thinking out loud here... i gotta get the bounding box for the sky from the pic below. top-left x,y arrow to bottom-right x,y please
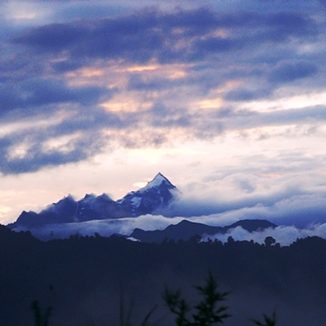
1,0 -> 326,228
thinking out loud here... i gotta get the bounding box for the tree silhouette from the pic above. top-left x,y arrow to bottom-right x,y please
264,236 -> 276,247
31,300 -> 52,326
163,273 -> 231,325
119,288 -> 162,326
251,311 -> 277,326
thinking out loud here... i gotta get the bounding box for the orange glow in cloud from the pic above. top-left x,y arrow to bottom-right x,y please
169,70 -> 187,79
218,80 -> 242,93
192,80 -> 241,110
65,62 -> 127,87
100,95 -> 153,113
79,68 -> 104,77
66,67 -> 109,87
126,64 -> 160,72
212,29 -> 229,38
66,61 -> 189,91
124,62 -> 188,80
196,98 -> 224,109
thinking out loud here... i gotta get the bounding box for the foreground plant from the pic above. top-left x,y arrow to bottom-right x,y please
30,276 -> 278,325
163,273 -> 231,325
31,300 -> 52,326
119,290 -> 162,326
251,310 -> 277,326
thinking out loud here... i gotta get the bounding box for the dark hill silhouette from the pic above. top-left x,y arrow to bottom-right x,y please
1,224 -> 326,325
229,219 -> 276,232
130,219 -> 276,243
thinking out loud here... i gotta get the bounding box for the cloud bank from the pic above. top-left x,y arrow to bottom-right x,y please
202,224 -> 326,247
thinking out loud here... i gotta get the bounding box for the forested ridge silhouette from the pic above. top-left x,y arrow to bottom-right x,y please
1,224 -> 326,325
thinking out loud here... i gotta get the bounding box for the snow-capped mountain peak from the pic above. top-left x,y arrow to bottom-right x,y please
117,172 -> 176,216
139,172 -> 174,192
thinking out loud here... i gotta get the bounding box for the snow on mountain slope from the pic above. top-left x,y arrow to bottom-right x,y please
117,172 -> 177,216
139,172 -> 175,192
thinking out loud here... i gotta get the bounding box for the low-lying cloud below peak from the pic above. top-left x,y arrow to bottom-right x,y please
202,224 -> 326,247
11,211 -> 326,246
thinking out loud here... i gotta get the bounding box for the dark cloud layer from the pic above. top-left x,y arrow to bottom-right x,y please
0,5 -> 325,175
0,130 -> 105,174
269,61 -> 318,84
0,79 -> 105,116
12,9 -> 317,64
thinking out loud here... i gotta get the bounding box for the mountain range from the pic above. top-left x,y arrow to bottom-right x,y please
9,172 -> 177,229
7,173 -> 277,242
130,219 -> 277,243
